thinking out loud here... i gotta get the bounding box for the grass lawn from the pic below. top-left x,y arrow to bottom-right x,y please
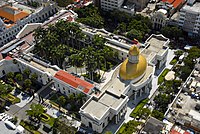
158,69 -> 170,84
117,120 -> 142,134
41,113 -> 55,127
46,117 -> 56,126
170,58 -> 178,65
130,99 -> 149,118
20,120 -> 41,134
1,93 -> 20,104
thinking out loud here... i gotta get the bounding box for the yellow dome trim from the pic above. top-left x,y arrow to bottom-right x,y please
119,55 -> 147,80
129,45 -> 139,56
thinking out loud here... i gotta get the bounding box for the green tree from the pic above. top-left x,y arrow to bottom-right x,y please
31,73 -> 38,81
180,66 -> 192,81
151,110 -> 164,121
69,93 -> 75,101
24,79 -> 32,88
23,68 -> 31,78
174,50 -> 184,58
6,72 -> 14,79
58,96 -> 66,108
116,23 -> 126,34
154,93 -> 171,113
15,74 -> 23,81
126,29 -> 143,42
26,104 -> 44,121
161,26 -> 183,39
69,53 -> 84,74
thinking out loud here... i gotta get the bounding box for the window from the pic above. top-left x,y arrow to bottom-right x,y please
89,122 -> 92,128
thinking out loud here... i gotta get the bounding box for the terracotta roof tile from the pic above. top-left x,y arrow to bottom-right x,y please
0,6 -> 29,23
54,70 -> 94,94
172,0 -> 184,8
162,0 -> 184,8
4,56 -> 12,60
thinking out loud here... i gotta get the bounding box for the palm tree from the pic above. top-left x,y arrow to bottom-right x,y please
15,74 -> 23,81
24,79 -> 32,88
58,96 -> 66,109
69,93 -> 75,101
6,72 -> 14,79
31,73 -> 38,81
69,53 -> 84,74
23,68 -> 30,78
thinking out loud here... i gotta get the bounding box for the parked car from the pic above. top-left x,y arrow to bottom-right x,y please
5,106 -> 10,111
78,127 -> 86,134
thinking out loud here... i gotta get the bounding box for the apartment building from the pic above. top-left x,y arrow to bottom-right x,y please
100,0 -> 124,11
178,0 -> 200,36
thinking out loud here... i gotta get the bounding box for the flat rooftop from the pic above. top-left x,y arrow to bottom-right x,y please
142,34 -> 168,60
81,92 -> 127,120
99,92 -> 125,110
82,100 -> 109,119
182,2 -> 200,13
30,61 -> 57,76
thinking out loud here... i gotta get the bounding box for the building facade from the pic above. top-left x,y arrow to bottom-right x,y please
178,0 -> 200,36
151,9 -> 168,30
80,34 -> 169,133
100,0 -> 124,11
0,1 -> 57,46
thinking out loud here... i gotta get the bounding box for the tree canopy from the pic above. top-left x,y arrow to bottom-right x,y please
75,5 -> 152,42
26,104 -> 44,121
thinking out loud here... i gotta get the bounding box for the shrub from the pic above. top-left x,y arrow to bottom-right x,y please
158,69 -> 170,84
130,99 -> 149,118
41,113 -> 50,122
170,58 -> 177,65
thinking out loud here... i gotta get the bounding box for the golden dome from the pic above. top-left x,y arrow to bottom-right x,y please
119,55 -> 147,80
129,45 -> 139,56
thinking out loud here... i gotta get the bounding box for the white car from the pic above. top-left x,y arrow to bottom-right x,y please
78,128 -> 86,134
5,106 -> 10,111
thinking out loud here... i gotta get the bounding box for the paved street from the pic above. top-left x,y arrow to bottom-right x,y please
0,121 -> 19,134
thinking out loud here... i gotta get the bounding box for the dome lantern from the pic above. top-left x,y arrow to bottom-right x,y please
128,45 -> 139,64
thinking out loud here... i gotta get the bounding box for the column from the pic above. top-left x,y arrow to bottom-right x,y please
115,115 -> 117,124
140,89 -> 142,97
145,86 -> 148,94
134,92 -> 137,100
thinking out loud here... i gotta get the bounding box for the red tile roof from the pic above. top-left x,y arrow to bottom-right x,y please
170,129 -> 190,134
4,56 -> 12,60
162,0 -> 185,8
54,70 -> 94,93
0,6 -> 29,23
173,0 -> 184,8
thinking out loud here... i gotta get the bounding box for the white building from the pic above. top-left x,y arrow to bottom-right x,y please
178,0 -> 200,36
0,57 -> 94,99
80,34 -> 169,133
151,9 -> 168,30
100,0 -> 124,11
0,1 -> 57,46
